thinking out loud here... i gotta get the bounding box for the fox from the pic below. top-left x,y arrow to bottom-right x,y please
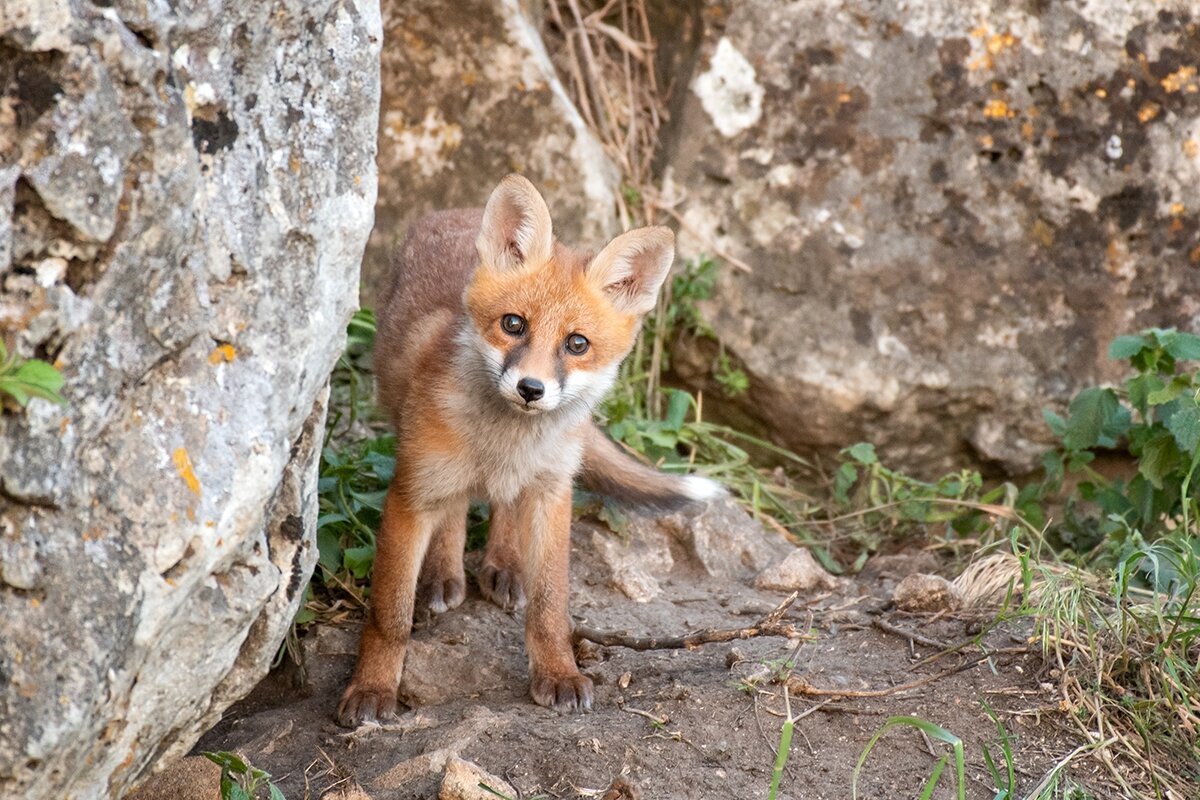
336,174 -> 723,726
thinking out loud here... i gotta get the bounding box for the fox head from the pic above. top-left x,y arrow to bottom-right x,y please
464,175 -> 674,416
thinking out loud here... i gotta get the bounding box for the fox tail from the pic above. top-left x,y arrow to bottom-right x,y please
579,423 -> 725,512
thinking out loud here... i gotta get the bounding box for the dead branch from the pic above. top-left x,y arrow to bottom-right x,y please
573,591 -> 810,650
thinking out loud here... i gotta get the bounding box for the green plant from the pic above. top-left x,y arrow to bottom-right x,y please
1041,328 -> 1200,555
202,751 -> 285,800
767,687 -> 796,800
852,716 -> 966,800
0,340 -> 65,407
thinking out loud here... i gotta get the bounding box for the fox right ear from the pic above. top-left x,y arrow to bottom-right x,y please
476,174 -> 554,273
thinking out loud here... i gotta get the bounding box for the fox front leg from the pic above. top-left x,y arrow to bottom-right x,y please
516,479 -> 592,712
337,488 -> 462,726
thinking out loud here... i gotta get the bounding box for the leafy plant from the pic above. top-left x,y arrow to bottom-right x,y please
1041,328 -> 1200,553
202,751 -> 285,800
0,340 -> 65,407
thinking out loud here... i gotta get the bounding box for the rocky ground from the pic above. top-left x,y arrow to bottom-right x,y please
139,501 -> 1106,800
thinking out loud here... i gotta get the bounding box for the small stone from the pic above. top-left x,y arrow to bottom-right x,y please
438,757 -> 515,800
754,548 -> 839,592
893,573 -> 963,613
725,647 -> 745,669
618,671 -> 632,689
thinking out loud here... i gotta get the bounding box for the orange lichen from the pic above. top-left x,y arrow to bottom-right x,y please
983,99 -> 1016,119
1170,203 -> 1186,216
1095,88 -> 1107,98
172,447 -> 201,495
1184,140 -> 1199,158
1161,65 -> 1198,94
1137,102 -> 1160,123
967,27 -> 1018,70
208,344 -> 236,364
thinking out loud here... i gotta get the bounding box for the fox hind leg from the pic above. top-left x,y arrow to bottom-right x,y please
417,511 -> 467,615
478,501 -> 526,610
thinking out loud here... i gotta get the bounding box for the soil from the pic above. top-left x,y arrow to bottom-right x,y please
192,509 -> 1106,800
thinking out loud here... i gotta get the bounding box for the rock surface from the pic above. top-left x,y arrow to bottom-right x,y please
365,0 -> 620,296
893,573 -> 963,613
754,547 -> 839,593
667,0 -> 1200,475
0,2 -> 380,797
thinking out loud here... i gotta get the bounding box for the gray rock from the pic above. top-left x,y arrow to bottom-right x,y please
438,757 -> 516,800
893,573 -> 963,613
626,496 -> 791,581
588,525 -> 675,602
365,0 -> 620,296
754,547 -> 839,593
666,0 -> 1200,475
0,1 -> 380,797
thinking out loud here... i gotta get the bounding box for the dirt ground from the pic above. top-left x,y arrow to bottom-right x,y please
192,503 -> 1106,800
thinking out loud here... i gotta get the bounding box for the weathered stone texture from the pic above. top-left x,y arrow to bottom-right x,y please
0,1 -> 380,797
365,0 -> 620,296
668,0 -> 1200,474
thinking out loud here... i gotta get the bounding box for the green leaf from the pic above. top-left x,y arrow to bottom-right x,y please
844,442 -> 878,464
663,389 -> 691,431
1042,409 -> 1066,437
1138,432 -> 1180,490
269,785 -> 287,800
1062,388 -> 1124,451
833,462 -> 858,505
1147,376 -> 1189,406
317,528 -> 343,573
203,751 -> 249,775
1167,403 -> 1200,456
1126,373 -> 1164,413
1108,334 -> 1148,360
1165,332 -> 1200,361
343,544 -> 375,579
0,358 -> 67,407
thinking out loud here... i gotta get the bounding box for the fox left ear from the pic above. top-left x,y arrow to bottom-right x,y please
587,226 -> 675,315
476,174 -> 554,273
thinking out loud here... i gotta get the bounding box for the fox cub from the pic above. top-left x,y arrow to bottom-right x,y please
337,175 -> 722,725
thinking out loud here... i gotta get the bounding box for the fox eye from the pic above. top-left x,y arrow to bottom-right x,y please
565,333 -> 589,355
501,314 -> 526,336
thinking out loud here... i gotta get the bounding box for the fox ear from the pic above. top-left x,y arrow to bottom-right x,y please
476,174 -> 554,272
587,226 -> 675,315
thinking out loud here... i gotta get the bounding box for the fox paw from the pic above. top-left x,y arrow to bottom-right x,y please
336,683 -> 399,728
419,575 -> 466,615
478,562 -> 525,610
530,670 -> 593,712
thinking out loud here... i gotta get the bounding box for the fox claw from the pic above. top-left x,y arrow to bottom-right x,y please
336,684 -> 399,728
478,562 -> 526,610
420,576 -> 466,615
530,671 -> 593,713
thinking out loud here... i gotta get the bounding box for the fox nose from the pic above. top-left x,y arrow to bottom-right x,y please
516,377 -> 545,403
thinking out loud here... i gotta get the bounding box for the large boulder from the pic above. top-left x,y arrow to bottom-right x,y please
0,1 -> 379,797
365,0 -> 621,296
666,0 -> 1200,474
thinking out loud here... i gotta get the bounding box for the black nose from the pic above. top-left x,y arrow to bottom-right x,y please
516,377 -> 544,403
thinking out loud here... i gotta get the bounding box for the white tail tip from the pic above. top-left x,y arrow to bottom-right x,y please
682,475 -> 726,503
